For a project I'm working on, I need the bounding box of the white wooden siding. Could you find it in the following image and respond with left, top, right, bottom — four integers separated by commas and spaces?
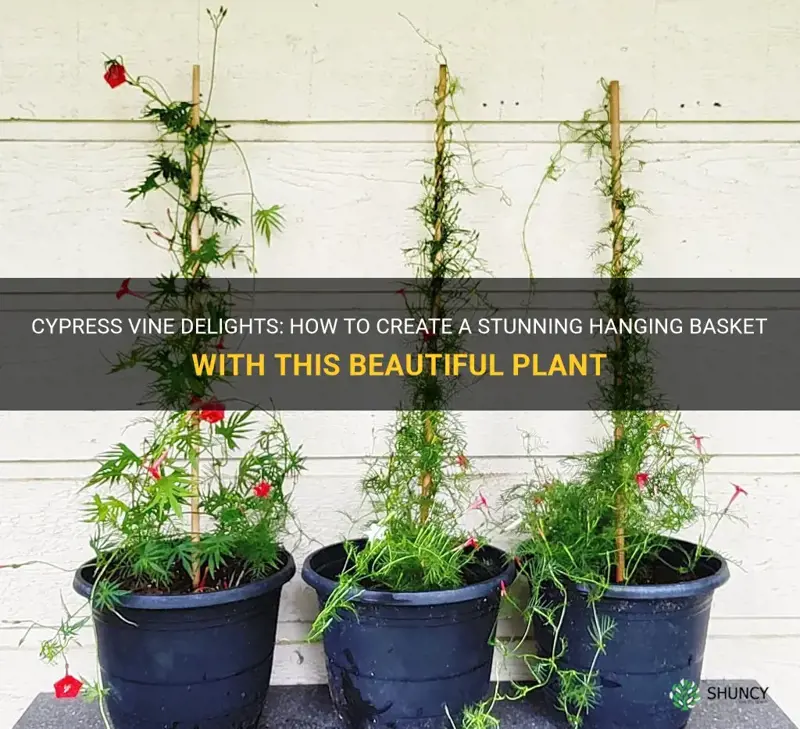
2, 1, 800, 726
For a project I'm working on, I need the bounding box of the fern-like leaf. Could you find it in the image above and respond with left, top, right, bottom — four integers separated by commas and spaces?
254, 205, 285, 244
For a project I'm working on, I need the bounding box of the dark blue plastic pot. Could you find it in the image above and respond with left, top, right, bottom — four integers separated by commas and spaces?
302, 540, 515, 729
535, 538, 729, 729
73, 550, 295, 729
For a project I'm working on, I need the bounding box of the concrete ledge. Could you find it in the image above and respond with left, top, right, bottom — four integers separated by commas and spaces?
12, 681, 797, 729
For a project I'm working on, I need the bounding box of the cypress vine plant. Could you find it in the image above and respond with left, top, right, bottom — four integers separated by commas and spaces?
299, 55, 514, 729
21, 8, 303, 710
307, 64, 495, 639
504, 80, 744, 728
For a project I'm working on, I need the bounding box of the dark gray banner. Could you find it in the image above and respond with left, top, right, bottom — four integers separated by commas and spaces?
0, 278, 794, 411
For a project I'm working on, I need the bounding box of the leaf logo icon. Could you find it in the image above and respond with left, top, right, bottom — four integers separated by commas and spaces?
670, 679, 701, 711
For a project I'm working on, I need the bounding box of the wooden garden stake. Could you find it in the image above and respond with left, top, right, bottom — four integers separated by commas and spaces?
189, 64, 202, 588
420, 64, 449, 526
609, 79, 626, 583
190, 65, 201, 247
433, 63, 448, 241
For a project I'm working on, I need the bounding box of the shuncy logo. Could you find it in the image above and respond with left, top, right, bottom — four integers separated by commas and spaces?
670, 679, 701, 711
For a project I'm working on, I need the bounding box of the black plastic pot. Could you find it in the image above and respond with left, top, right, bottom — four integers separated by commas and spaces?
302, 540, 515, 729
73, 550, 295, 729
535, 538, 729, 729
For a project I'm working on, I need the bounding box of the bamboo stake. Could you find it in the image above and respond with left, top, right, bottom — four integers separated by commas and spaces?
189, 64, 202, 588
433, 63, 448, 240
419, 63, 449, 526
608, 79, 626, 583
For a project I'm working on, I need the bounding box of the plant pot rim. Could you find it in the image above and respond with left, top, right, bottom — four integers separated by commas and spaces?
569, 537, 730, 600
301, 538, 515, 606
73, 547, 295, 610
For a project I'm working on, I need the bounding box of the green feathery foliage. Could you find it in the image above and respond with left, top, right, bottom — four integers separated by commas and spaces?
91, 3, 301, 599
308, 64, 492, 643
28, 10, 302, 707
504, 79, 745, 727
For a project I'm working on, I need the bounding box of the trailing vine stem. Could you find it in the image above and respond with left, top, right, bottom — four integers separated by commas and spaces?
519, 80, 655, 280
399, 12, 512, 208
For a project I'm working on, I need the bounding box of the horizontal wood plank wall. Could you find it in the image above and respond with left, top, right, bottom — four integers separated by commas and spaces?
1, 0, 799, 726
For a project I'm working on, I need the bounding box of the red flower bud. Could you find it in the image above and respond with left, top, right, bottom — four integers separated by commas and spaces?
454, 535, 479, 552
54, 674, 82, 699
635, 472, 649, 491
467, 492, 488, 511
103, 61, 127, 89
146, 450, 167, 481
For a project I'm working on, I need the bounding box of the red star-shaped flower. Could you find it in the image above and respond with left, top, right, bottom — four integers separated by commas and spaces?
115, 278, 145, 300
54, 674, 82, 699
191, 397, 225, 424
253, 481, 272, 498
728, 482, 748, 508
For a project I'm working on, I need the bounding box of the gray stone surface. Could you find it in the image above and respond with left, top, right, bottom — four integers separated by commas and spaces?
12, 680, 797, 729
